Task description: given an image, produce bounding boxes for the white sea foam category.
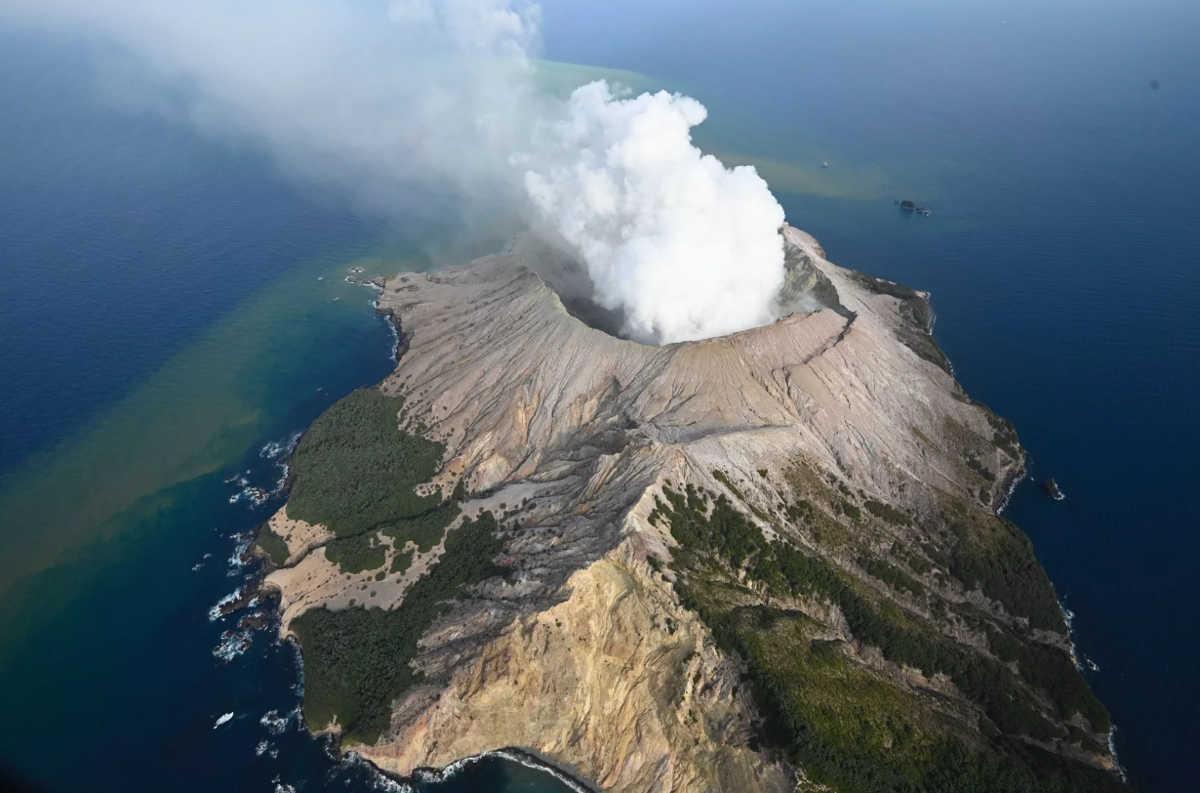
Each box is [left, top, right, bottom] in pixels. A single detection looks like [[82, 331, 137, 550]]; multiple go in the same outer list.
[[228, 533, 254, 570], [491, 749, 596, 793], [346, 274, 384, 294], [1060, 602, 1091, 674], [255, 740, 279, 758], [272, 462, 290, 495], [209, 588, 243, 621], [1108, 726, 1128, 783], [1063, 606, 1077, 670], [254, 431, 303, 497], [411, 749, 594, 793], [994, 472, 1024, 515], [384, 315, 402, 363], [340, 753, 414, 793], [213, 629, 253, 661], [229, 486, 271, 508], [260, 432, 301, 460], [260, 710, 289, 735]]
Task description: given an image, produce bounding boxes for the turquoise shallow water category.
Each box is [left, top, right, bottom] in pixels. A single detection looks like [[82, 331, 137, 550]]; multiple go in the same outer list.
[[3, 1, 1200, 791]]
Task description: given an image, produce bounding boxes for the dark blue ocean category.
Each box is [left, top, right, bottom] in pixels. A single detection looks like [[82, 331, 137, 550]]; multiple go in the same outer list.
[[3, 1, 1199, 791], [0, 26, 566, 793]]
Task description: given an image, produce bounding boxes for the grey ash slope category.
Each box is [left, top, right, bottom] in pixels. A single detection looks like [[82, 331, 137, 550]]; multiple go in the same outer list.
[[271, 226, 1125, 793]]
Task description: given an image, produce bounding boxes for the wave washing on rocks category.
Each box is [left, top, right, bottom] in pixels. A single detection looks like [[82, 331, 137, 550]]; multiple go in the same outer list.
[[208, 588, 244, 622], [260, 709, 292, 734], [225, 430, 304, 508], [1108, 727, 1128, 783], [403, 749, 597, 793], [207, 509, 279, 661], [344, 268, 402, 362], [261, 431, 303, 493], [209, 587, 275, 661], [1060, 603, 1102, 675], [995, 471, 1029, 515], [213, 628, 253, 661]]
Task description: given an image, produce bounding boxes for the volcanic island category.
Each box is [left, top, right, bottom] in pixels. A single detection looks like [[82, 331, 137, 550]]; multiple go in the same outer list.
[[253, 225, 1126, 793]]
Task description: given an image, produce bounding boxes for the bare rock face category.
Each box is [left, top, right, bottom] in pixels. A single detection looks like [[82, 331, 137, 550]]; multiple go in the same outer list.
[[376, 227, 991, 516], [279, 225, 1117, 791], [364, 549, 791, 792]]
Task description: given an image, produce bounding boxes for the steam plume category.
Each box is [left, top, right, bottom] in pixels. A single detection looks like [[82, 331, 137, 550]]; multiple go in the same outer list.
[[1, 0, 788, 344], [524, 82, 785, 343]]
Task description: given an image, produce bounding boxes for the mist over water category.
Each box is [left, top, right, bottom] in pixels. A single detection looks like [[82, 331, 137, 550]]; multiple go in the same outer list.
[[0, 0, 789, 345]]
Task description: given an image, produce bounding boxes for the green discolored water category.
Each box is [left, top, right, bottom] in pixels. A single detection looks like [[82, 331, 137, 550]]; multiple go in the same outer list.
[[1, 246, 398, 628], [0, 235, 580, 793]]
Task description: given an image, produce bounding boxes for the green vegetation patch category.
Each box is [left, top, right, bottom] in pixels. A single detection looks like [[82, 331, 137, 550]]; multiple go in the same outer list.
[[255, 524, 290, 567], [324, 532, 387, 574], [287, 388, 445, 538], [739, 611, 943, 762], [726, 608, 1056, 793], [859, 554, 926, 598], [780, 466, 866, 551], [658, 486, 1053, 742], [651, 484, 767, 569], [984, 409, 1022, 460], [965, 453, 997, 483], [864, 498, 911, 526], [656, 484, 1120, 792], [838, 500, 862, 520], [945, 500, 1066, 634], [390, 548, 414, 575], [291, 512, 505, 744], [893, 541, 934, 575], [991, 627, 1111, 733], [381, 502, 460, 553], [712, 469, 773, 523]]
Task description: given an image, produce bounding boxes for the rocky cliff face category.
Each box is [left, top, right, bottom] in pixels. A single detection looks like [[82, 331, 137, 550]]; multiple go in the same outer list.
[[265, 226, 1124, 792], [364, 549, 792, 792]]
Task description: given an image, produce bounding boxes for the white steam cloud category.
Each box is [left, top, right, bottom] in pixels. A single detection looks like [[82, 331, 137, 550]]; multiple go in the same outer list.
[[1, 0, 788, 345], [524, 82, 785, 343]]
